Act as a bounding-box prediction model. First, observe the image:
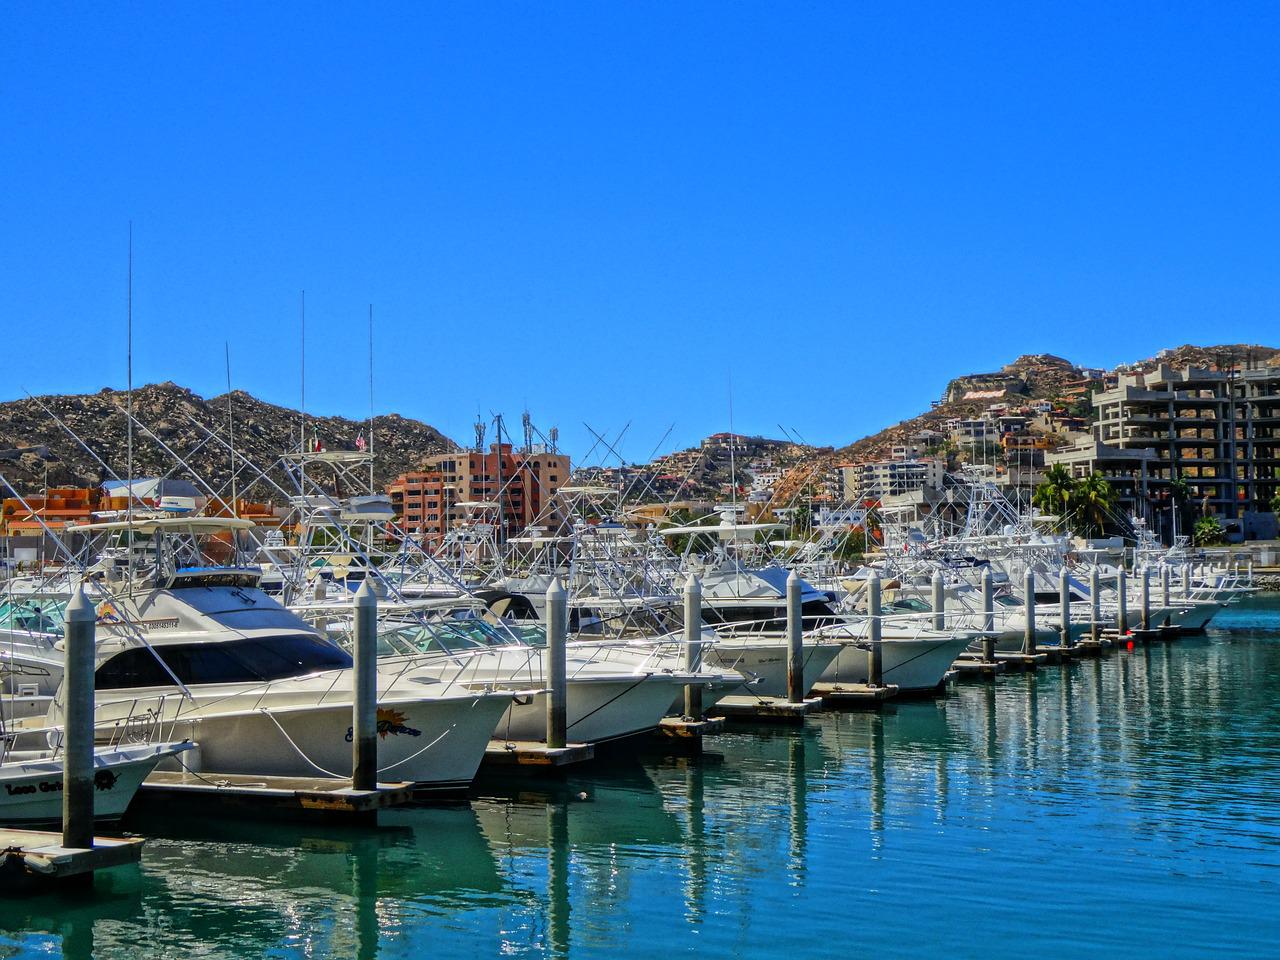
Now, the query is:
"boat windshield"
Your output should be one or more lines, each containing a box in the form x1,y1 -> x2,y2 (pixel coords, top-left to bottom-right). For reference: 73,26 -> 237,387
95,634 -> 353,689
377,617 -> 523,656
0,599 -> 65,635
887,598 -> 931,612
994,595 -> 1023,607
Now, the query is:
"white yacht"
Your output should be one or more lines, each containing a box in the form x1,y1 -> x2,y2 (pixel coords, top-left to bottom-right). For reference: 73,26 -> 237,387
30,517 -> 520,793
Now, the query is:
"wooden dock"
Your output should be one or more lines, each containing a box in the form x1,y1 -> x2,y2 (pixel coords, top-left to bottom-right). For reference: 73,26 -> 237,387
137,771 -> 414,820
481,740 -> 594,769
994,652 -> 1049,671
0,828 -> 143,892
951,657 -> 1007,679
714,695 -> 822,724
810,682 -> 899,708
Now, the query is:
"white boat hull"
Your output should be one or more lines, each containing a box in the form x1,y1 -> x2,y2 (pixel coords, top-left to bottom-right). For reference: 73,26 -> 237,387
486,676 -> 688,744
820,633 -> 974,692
164,694 -> 511,791
0,742 -> 191,827
706,641 -> 843,699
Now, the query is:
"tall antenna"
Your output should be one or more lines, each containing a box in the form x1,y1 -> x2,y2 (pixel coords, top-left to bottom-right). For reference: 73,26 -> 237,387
126,220 -> 134,581
225,342 -> 236,515
474,415 -> 485,453
728,373 -> 738,516
300,290 -> 307,452
299,290 -> 307,499
368,303 -> 375,491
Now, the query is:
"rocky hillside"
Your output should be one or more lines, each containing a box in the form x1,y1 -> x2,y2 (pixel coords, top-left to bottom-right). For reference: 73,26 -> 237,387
1127,343 -> 1280,373
0,383 -> 455,498
835,343 -> 1280,466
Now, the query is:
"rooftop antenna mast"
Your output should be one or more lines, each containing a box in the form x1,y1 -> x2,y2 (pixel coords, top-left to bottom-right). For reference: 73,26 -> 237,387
522,410 -> 533,454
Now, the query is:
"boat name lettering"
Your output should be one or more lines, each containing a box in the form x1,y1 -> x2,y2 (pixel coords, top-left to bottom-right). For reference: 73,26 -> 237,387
3,770 -> 118,795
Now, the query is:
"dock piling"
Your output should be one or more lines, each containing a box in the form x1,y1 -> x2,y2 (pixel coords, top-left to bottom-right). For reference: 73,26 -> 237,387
62,585 -> 95,852
1161,565 -> 1171,613
786,571 -> 805,703
1023,569 -> 1037,655
931,570 -> 945,631
683,574 -> 703,720
1059,567 -> 1072,649
981,567 -> 997,664
546,577 -> 568,749
1090,566 -> 1102,643
1117,568 -> 1128,636
868,571 -> 883,687
352,579 -> 378,792
1140,568 -> 1151,632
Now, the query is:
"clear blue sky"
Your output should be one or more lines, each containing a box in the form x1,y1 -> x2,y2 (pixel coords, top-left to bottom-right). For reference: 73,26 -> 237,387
3,3 -> 1279,464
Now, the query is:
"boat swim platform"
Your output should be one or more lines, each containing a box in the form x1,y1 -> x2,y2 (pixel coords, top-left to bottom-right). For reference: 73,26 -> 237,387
810,682 -> 899,708
481,740 -> 594,771
0,829 -> 143,893
137,771 -> 415,821
713,695 -> 823,724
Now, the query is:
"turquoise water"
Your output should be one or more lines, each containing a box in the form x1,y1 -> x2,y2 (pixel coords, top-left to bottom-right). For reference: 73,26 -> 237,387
4,596 -> 1279,959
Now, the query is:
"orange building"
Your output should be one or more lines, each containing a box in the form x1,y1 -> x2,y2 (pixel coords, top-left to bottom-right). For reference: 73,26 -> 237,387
0,487 -> 99,536
388,443 -> 569,544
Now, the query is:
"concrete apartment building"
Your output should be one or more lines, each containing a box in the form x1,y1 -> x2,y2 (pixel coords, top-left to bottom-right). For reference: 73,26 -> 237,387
1047,362 -> 1280,540
388,443 -> 570,545
842,457 -> 946,501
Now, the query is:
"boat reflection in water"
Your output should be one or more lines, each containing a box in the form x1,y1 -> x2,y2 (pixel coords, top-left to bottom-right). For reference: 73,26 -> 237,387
0,805 -> 501,960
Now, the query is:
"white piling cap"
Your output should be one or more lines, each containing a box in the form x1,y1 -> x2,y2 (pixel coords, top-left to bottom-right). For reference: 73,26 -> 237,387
684,573 -> 701,594
66,583 -> 95,622
354,577 -> 378,606
547,575 -> 565,599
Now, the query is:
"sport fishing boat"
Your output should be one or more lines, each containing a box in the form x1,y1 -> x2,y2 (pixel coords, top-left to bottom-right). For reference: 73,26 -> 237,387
340,599 -> 743,745
692,563 -> 846,695
26,517 -> 520,793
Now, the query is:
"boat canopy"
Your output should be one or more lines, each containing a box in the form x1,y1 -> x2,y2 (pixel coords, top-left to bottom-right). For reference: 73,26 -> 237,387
658,522 -> 786,538
67,516 -> 257,534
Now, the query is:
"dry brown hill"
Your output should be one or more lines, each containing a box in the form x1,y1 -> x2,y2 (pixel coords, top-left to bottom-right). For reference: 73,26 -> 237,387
0,383 -> 455,498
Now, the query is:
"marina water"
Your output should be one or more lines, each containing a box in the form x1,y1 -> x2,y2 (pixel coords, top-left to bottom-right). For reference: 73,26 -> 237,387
4,596 -> 1278,959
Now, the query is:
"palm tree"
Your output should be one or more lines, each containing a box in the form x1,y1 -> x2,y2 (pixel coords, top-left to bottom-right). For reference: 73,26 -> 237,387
1068,472 -> 1116,538
1033,464 -> 1076,531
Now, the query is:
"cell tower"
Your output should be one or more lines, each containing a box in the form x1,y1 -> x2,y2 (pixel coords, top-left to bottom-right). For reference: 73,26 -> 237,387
474,416 -> 486,453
